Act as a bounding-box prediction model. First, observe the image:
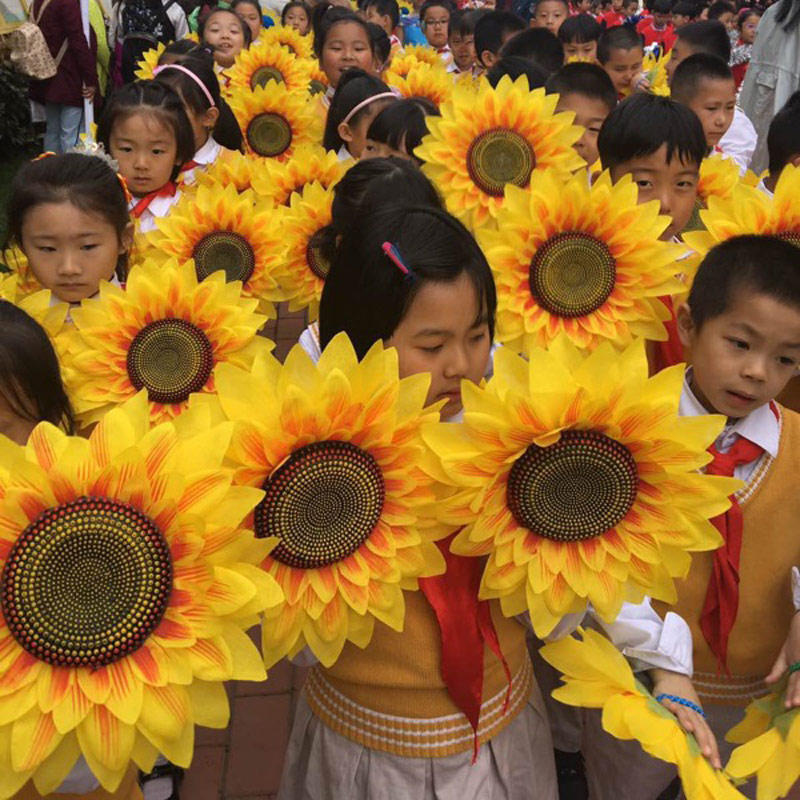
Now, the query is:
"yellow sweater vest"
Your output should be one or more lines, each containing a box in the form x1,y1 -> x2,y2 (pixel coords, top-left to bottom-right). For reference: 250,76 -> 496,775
655,406 -> 800,706
304,591 -> 534,758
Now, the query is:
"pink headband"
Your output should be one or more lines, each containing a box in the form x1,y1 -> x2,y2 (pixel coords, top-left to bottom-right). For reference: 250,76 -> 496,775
153,63 -> 216,108
342,92 -> 396,125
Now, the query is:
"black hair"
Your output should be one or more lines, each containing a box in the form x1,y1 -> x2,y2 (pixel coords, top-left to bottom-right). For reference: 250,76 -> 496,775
4,153 -> 131,283
737,6 -> 761,27
323,68 -> 394,152
775,0 -> 800,32
366,98 -> 440,163
154,54 -> 244,151
670,52 -> 733,104
0,301 -> 75,435
674,19 -> 731,60
281,0 -> 311,25
596,24 -> 644,63
557,12 -> 602,43
319,205 -> 496,358
500,27 -> 564,74
708,0 -> 735,19
546,61 -> 618,110
671,0 -> 697,18
688,235 -> 800,329
532,0 -> 569,10
313,8 -> 374,59
367,21 -> 392,66
312,156 -> 443,266
159,39 -> 207,61
420,0 -> 454,21
487,56 -> 549,88
198,6 -> 254,48
598,92 -> 707,169
448,8 -> 479,38
474,10 -> 526,64
767,90 -> 800,175
652,0 -> 673,13
97,80 -> 196,180
364,0 -> 400,28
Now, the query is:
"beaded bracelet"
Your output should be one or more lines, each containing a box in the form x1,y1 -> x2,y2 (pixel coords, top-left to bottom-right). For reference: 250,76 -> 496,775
656,693 -> 707,718
789,661 -> 800,676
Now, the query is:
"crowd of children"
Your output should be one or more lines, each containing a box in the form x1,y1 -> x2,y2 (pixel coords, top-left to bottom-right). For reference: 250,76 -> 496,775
3,0 -> 800,797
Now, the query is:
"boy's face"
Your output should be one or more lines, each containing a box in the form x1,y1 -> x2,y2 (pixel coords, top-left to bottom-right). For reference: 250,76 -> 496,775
365,6 -> 394,35
450,32 -> 476,70
602,45 -> 644,95
575,0 -> 592,11
556,92 -> 609,165
672,12 -> 691,27
608,144 -> 699,240
564,39 -> 598,61
622,0 -> 637,15
718,10 -> 734,29
677,290 -> 800,419
532,0 -> 567,33
422,5 -> 450,48
686,76 -> 737,149
611,0 -> 623,11
666,36 -> 692,83
653,9 -> 671,26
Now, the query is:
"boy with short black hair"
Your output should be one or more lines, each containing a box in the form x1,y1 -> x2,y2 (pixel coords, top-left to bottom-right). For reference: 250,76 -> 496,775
557,12 -> 602,61
670,0 -> 695,27
762,90 -> 800,196
671,52 -> 736,152
500,26 -> 565,74
637,0 -> 676,51
364,0 -> 403,55
486,55 -> 548,87
597,24 -> 645,97
447,8 -> 480,74
531,0 -> 569,34
419,0 -> 455,62
473,9 -> 526,68
707,0 -> 735,30
546,61 -> 617,164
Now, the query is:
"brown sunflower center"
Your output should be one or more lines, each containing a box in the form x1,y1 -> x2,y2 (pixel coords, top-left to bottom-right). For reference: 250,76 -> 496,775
127,318 -> 214,405
306,239 -> 330,280
1,496 -> 172,668
507,430 -> 638,542
778,231 -> 800,248
466,128 -> 535,197
247,112 -> 293,158
255,440 -> 385,569
193,231 -> 256,284
251,66 -> 285,90
308,79 -> 327,96
529,232 -> 616,318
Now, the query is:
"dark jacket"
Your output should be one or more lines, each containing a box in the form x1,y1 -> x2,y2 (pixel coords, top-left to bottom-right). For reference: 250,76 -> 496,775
29,0 -> 98,107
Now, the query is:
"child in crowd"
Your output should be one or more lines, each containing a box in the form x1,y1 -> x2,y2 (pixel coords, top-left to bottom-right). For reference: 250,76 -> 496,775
323,68 -> 397,159
500,27 -> 565,75
546,61 -> 617,165
473,9 -> 525,69
231,0 -> 265,42
98,80 -> 195,233
597,0 -> 626,28
597,24 -> 646,96
487,56 -> 548,86
420,0 -> 455,62
730,7 -> 761,89
362,97 -> 440,162
154,54 -> 244,184
760,90 -> 800,197
622,0 -> 641,24
670,0 -> 696,27
198,6 -> 252,69
670,53 -> 736,154
637,0 -> 676,51
707,0 -> 735,31
364,0 -> 404,55
368,22 -> 392,70
5,153 -> 133,305
447,9 -> 480,74
558,13 -> 603,62
282,1 -> 312,34
531,0 -> 569,34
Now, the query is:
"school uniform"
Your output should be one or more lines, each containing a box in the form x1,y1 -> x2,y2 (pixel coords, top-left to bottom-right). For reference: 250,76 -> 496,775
717,107 -> 758,172
179,136 -> 224,186
128,186 -> 181,234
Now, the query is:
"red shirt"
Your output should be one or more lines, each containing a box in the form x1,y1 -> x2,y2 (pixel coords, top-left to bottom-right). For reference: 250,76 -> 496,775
599,9 -> 626,27
638,20 -> 676,50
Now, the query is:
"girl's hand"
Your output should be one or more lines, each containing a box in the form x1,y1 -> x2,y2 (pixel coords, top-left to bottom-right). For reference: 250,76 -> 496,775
82,85 -> 96,101
765,611 -> 800,709
650,668 -> 722,770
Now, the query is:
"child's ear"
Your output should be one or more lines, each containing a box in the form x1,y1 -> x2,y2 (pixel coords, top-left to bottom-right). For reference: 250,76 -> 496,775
338,121 -> 354,144
120,222 -> 135,255
202,106 -> 220,130
480,49 -> 497,68
675,302 -> 696,348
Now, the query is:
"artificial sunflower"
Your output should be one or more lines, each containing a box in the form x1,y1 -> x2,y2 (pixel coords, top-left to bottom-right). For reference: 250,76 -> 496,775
478,171 -> 684,354
215,335 -> 450,667
193,149 -> 260,196
134,42 -> 165,81
229,80 -> 321,162
385,61 -> 453,109
642,49 -> 670,96
307,60 -> 330,96
1,247 -> 43,297
141,181 -> 284,314
227,40 -> 312,93
416,75 -> 584,228
421,338 -> 739,637
260,24 -> 314,60
266,180 -> 334,320
540,629 -> 746,800
683,155 -> 741,234
684,164 -> 800,256
726,679 -> 800,800
398,0 -> 413,14
0,394 -> 281,797
251,144 -> 348,206
62,260 -> 273,427
0,272 -> 67,341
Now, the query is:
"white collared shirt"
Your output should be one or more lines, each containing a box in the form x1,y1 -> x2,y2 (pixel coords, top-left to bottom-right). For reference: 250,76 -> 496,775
180,136 -> 223,186
718,107 -> 758,173
129,190 -> 182,234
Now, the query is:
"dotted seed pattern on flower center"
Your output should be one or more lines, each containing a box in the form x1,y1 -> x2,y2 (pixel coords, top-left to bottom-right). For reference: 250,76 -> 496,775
1,496 -> 172,668
507,430 -> 639,541
306,240 -> 330,280
247,112 -> 293,158
251,66 -> 285,90
127,318 -> 214,405
193,231 -> 256,284
466,128 -> 535,197
529,232 -> 617,318
778,231 -> 800,249
255,440 -> 386,569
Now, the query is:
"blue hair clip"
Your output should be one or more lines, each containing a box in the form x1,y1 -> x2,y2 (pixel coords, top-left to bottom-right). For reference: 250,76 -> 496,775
382,242 -> 413,279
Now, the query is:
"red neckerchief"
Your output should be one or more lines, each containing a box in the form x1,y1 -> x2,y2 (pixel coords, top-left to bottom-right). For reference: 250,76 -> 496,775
131,181 -> 177,219
179,160 -> 199,174
419,534 -> 512,762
